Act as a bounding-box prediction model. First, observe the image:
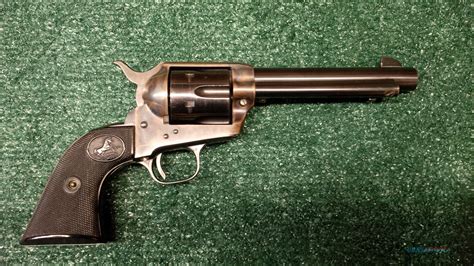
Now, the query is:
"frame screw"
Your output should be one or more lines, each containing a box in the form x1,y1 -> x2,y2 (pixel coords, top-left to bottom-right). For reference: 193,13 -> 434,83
140,121 -> 148,128
173,129 -> 179,134
239,99 -> 248,106
163,134 -> 169,139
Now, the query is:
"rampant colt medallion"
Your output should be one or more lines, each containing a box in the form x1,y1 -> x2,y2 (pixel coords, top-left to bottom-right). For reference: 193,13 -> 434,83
87,135 -> 125,162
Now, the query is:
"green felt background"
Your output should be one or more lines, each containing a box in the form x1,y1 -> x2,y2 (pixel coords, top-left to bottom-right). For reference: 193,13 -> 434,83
1,1 -> 472,264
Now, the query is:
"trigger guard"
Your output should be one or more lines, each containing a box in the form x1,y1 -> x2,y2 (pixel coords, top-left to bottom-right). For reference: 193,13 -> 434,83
143,144 -> 205,185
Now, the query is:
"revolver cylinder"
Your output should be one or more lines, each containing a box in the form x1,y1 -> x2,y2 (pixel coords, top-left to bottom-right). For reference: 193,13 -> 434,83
169,68 -> 232,125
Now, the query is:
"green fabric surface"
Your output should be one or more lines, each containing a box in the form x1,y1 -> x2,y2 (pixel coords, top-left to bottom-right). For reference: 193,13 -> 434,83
1,1 -> 472,264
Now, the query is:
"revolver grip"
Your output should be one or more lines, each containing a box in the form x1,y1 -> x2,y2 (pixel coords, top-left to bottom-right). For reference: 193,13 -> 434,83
21,125 -> 134,245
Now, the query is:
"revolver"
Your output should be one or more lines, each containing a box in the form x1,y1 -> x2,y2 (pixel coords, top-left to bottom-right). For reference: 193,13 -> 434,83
21,57 -> 417,245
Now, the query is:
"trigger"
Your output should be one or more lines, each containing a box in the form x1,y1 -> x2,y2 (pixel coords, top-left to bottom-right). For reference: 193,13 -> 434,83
156,153 -> 167,180
151,144 -> 205,185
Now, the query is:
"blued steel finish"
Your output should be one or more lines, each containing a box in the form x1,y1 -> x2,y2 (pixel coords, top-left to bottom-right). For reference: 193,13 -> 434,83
254,58 -> 417,99
114,61 -> 255,185
169,69 -> 232,124
22,56 -> 419,245
255,80 -> 400,99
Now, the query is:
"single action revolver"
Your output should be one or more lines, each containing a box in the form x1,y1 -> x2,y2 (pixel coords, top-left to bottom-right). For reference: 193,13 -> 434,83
21,57 -> 417,245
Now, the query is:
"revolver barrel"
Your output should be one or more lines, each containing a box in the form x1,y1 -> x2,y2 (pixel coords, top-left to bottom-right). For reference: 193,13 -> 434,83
254,58 -> 417,100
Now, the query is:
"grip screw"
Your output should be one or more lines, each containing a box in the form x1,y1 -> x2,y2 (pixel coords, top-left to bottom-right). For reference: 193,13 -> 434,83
64,177 -> 81,193
68,181 -> 77,189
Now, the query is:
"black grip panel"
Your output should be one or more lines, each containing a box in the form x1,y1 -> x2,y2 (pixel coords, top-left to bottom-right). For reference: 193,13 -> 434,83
21,125 -> 134,245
